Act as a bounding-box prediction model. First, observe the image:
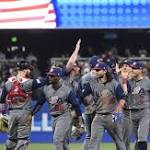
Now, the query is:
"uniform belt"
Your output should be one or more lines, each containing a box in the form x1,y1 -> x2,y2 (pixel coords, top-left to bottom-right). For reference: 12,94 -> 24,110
98,112 -> 111,115
8,108 -> 22,110
124,108 -> 144,111
51,114 -> 61,117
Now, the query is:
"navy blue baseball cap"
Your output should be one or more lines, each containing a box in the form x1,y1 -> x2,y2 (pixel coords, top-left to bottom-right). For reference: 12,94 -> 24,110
17,60 -> 32,70
92,62 -> 109,71
48,67 -> 62,77
130,61 -> 145,69
88,55 -> 100,68
105,57 -> 117,69
120,59 -> 133,66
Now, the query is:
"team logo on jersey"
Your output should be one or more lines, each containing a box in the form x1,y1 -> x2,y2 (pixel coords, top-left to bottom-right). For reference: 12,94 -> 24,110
132,86 -> 145,95
49,96 -> 63,105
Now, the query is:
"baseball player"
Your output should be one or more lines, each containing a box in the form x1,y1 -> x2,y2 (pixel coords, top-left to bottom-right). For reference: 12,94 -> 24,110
81,62 -> 126,150
79,55 -> 100,150
36,66 -> 82,150
104,56 -> 119,80
125,61 -> 150,150
117,59 -> 133,150
0,60 -> 49,150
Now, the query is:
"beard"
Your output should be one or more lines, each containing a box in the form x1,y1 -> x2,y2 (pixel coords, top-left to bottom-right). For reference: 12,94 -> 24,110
25,70 -> 31,78
97,73 -> 104,78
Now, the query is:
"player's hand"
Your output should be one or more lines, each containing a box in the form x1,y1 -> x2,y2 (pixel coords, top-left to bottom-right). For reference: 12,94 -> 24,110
71,126 -> 84,140
75,38 -> 81,50
0,114 -> 8,133
115,100 -> 125,112
72,116 -> 84,128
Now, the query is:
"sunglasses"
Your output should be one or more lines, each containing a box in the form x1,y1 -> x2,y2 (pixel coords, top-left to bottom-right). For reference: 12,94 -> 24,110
48,74 -> 57,78
93,69 -> 102,72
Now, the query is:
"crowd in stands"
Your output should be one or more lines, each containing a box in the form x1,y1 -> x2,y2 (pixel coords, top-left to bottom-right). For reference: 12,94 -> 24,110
0,46 -> 150,90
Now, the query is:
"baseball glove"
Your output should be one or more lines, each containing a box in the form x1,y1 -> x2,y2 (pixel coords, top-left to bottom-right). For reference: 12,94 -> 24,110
0,114 -> 8,132
71,126 -> 84,140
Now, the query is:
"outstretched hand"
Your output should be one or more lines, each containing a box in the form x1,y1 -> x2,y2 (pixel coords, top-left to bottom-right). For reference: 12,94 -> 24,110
75,38 -> 81,50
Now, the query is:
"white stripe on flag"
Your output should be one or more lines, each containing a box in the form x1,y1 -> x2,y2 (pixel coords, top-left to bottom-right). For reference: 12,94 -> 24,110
0,0 -> 56,29
0,0 -> 50,9
0,21 -> 56,29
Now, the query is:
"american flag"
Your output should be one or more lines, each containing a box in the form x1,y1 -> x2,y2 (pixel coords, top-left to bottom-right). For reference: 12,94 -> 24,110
0,0 -> 56,29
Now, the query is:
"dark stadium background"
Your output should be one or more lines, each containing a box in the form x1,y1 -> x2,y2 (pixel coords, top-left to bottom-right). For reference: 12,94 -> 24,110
0,29 -> 150,72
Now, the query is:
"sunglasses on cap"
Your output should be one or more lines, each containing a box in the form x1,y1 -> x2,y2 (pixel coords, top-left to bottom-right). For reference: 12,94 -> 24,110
93,68 -> 102,72
48,73 -> 57,78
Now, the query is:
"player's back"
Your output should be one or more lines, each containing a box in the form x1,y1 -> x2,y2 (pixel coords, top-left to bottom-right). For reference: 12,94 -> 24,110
4,76 -> 33,111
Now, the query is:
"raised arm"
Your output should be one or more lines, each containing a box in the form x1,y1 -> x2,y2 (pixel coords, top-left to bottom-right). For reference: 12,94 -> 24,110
66,38 -> 81,71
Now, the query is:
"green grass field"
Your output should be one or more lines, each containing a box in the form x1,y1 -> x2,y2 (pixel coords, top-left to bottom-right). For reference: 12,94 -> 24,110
0,143 -> 148,150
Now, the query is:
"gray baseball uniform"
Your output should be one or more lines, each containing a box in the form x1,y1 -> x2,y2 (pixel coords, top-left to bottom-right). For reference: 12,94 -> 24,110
80,72 -> 98,150
0,76 -> 48,150
126,77 -> 150,147
118,76 -> 132,150
82,78 -> 126,150
41,79 -> 81,150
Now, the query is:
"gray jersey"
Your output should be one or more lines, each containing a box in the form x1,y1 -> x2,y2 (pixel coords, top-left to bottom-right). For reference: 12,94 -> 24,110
81,72 -> 94,84
127,77 -> 150,109
43,80 -> 71,116
63,76 -> 78,93
4,77 -> 33,111
81,72 -> 96,114
88,79 -> 124,114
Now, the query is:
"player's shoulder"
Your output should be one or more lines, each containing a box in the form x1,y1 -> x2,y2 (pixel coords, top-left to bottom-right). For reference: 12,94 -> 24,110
43,83 -> 52,91
81,72 -> 94,83
7,76 -> 31,83
143,76 -> 150,84
5,76 -> 17,86
111,78 -> 120,88
62,80 -> 72,91
144,76 -> 150,81
82,72 -> 91,78
7,76 -> 16,82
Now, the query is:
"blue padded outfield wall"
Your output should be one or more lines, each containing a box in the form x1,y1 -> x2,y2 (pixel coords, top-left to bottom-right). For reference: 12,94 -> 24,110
55,0 -> 150,28
1,103 -> 150,143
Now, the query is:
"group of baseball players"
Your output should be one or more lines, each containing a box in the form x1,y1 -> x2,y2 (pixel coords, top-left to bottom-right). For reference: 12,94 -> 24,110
0,39 -> 150,150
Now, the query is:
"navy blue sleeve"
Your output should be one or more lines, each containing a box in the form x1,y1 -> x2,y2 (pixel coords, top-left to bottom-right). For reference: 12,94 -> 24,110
68,91 -> 82,116
32,77 -> 49,90
77,82 -> 91,106
0,86 -> 7,104
62,67 -> 70,76
31,89 -> 46,115
115,83 -> 126,101
127,80 -> 132,93
76,81 -> 83,101
36,89 -> 46,105
81,82 -> 92,98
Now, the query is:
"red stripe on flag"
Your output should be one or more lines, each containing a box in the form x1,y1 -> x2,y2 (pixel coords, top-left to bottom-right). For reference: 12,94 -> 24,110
45,20 -> 56,23
48,10 -> 55,14
0,16 -> 45,23
0,3 -> 49,12
0,0 -> 19,2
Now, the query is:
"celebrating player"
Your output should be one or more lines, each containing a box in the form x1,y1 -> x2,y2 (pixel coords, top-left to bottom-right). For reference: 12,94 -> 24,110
81,62 -> 126,150
0,60 -> 49,150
